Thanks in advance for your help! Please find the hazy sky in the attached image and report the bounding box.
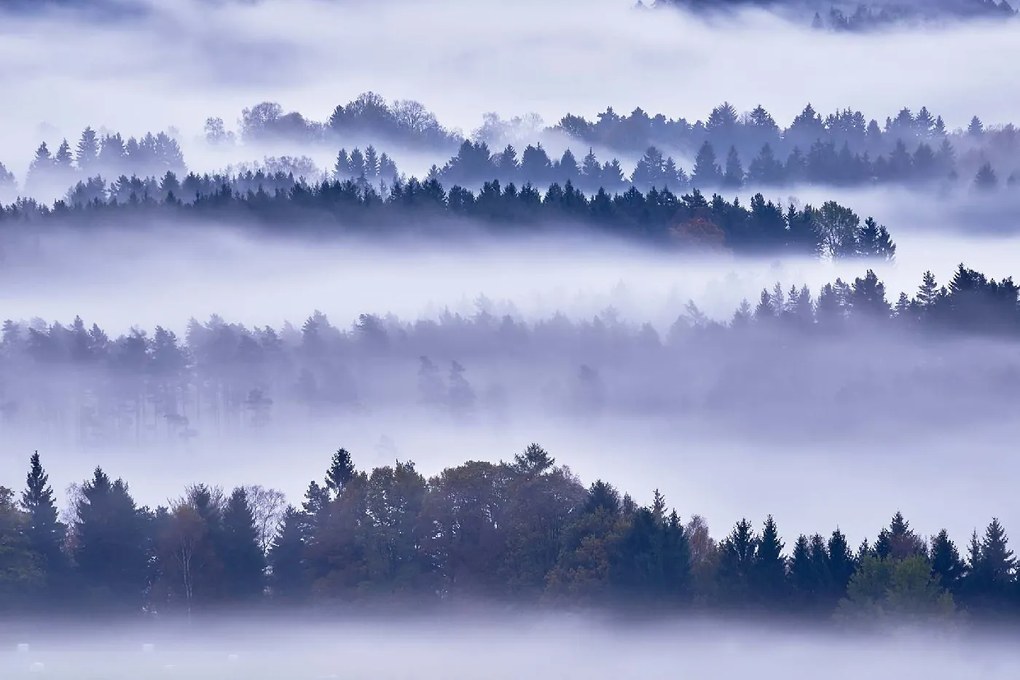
[1,0,1020,175]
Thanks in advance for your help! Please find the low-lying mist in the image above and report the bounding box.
[1,616,1018,679]
[1,208,1018,332]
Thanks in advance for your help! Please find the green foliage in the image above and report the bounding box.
[838,556,955,623]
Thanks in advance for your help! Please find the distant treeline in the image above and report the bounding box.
[3,265,1019,448]
[0,448,1016,622]
[3,95,1019,205]
[0,178,895,258]
[655,0,1017,29]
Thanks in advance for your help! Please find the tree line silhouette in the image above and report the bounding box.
[655,0,1017,29]
[0,448,1016,621]
[3,265,1018,448]
[2,172,895,257]
[3,97,1018,209]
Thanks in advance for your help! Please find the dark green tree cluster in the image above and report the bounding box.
[1,174,893,258]
[1,449,1017,622]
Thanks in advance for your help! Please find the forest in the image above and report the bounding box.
[0,447,1015,623]
[0,178,896,258]
[657,0,1017,28]
[1,96,1018,211]
[1,265,1017,448]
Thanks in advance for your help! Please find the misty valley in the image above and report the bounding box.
[3,0,1020,677]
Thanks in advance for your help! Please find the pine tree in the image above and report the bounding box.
[268,507,308,600]
[692,141,722,187]
[334,149,351,179]
[220,487,266,600]
[325,448,356,496]
[20,452,65,584]
[929,529,964,594]
[717,518,757,603]
[722,146,744,188]
[72,468,149,608]
[825,529,855,600]
[974,162,998,190]
[363,145,379,179]
[76,127,99,173]
[753,515,786,605]
[916,270,939,313]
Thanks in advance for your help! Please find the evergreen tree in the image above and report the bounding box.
[220,487,266,600]
[325,448,356,497]
[692,141,722,187]
[268,507,308,599]
[929,529,965,594]
[752,515,786,606]
[20,452,65,586]
[722,146,744,188]
[974,162,998,190]
[72,468,150,608]
[716,518,757,604]
[76,127,100,173]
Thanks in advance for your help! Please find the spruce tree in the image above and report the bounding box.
[929,529,964,594]
[268,507,308,600]
[220,487,266,600]
[20,452,65,584]
[325,448,356,497]
[752,515,786,605]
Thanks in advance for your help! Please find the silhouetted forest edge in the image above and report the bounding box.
[1,447,1017,626]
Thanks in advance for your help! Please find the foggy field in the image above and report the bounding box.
[2,616,1020,679]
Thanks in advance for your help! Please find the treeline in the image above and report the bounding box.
[0,448,1016,622]
[2,265,1017,448]
[3,98,1019,205]
[0,178,894,257]
[656,0,1017,28]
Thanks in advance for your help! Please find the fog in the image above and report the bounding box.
[2,210,1018,333]
[2,616,1019,679]
[2,0,1020,175]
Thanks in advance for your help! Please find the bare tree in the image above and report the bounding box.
[244,485,287,553]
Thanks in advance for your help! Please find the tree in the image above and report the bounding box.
[716,518,757,604]
[838,555,954,622]
[220,487,266,601]
[268,507,308,600]
[857,217,896,260]
[874,511,925,561]
[76,127,100,173]
[929,529,965,594]
[965,518,1015,610]
[974,162,998,190]
[511,443,555,478]
[848,270,891,319]
[72,468,150,609]
[326,448,356,497]
[0,487,42,607]
[20,452,65,587]
[692,141,722,187]
[813,201,860,258]
[722,146,744,188]
[752,515,786,606]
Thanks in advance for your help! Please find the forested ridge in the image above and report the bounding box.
[0,448,1016,623]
